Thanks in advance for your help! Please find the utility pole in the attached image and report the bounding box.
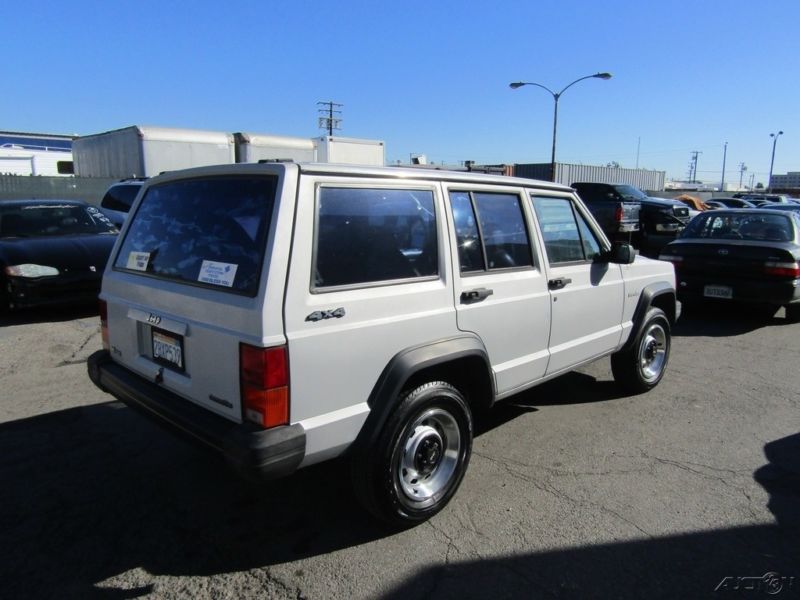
[767,131,784,192]
[720,142,728,191]
[317,101,343,136]
[738,162,747,188]
[689,151,702,183]
[635,136,641,169]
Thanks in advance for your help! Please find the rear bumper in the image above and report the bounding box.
[676,274,800,306]
[87,350,306,480]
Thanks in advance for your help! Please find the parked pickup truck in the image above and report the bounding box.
[571,182,640,241]
[88,163,678,526]
[572,182,691,255]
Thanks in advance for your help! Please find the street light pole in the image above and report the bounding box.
[768,131,783,192]
[720,141,728,192]
[510,72,612,182]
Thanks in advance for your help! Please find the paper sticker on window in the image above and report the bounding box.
[198,260,238,288]
[127,251,151,271]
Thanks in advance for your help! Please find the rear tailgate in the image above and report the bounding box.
[101,168,292,424]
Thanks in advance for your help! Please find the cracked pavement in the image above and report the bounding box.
[1,304,798,599]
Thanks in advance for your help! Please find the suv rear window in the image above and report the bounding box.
[113,176,277,296]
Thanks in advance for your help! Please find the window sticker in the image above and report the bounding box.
[127,251,151,271]
[198,260,238,288]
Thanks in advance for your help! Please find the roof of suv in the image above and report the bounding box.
[146,162,574,193]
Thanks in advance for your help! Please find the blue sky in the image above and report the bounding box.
[2,0,798,184]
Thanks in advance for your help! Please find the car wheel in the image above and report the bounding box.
[786,303,800,323]
[611,307,671,394]
[351,381,473,527]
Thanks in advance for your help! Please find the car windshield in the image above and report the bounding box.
[681,212,794,242]
[614,185,648,201]
[113,176,277,296]
[0,203,117,238]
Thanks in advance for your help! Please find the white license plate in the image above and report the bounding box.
[152,329,184,370]
[704,285,733,299]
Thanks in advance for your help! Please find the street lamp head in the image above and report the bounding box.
[594,72,613,80]
[509,82,526,89]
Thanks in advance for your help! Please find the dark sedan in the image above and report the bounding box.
[0,199,118,312]
[658,209,800,322]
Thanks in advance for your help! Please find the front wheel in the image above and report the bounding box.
[351,381,473,527]
[611,307,671,394]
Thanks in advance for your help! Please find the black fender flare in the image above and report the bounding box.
[349,334,494,454]
[622,282,676,352]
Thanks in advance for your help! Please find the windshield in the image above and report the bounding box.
[681,212,794,242]
[113,176,277,296]
[0,203,117,238]
[613,185,648,201]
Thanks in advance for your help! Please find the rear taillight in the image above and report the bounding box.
[614,205,623,223]
[240,343,289,429]
[99,299,109,350]
[764,261,800,278]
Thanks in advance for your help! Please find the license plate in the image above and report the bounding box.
[704,285,733,299]
[152,329,184,371]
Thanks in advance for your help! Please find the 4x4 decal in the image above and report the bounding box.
[305,307,346,322]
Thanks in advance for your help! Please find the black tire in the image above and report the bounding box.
[351,381,473,527]
[611,307,671,394]
[786,303,800,323]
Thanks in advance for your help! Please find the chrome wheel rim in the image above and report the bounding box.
[639,323,667,382]
[396,407,461,507]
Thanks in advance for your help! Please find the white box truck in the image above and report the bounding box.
[73,126,235,178]
[233,133,316,163]
[314,136,385,166]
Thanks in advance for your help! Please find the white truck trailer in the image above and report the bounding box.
[73,126,235,178]
[314,136,385,166]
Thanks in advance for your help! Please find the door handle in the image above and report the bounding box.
[460,288,494,304]
[548,278,572,290]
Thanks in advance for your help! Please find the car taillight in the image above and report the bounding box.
[240,343,289,429]
[764,261,800,278]
[615,205,623,223]
[99,299,109,350]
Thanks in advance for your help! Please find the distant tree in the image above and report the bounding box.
[756,182,764,189]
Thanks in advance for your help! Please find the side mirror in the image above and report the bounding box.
[602,242,635,264]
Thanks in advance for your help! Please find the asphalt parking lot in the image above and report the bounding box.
[1,305,798,599]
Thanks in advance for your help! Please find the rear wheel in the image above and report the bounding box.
[351,381,473,527]
[611,307,671,394]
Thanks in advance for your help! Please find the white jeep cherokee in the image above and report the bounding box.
[88,162,677,526]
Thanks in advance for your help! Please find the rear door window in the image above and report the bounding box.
[449,191,533,272]
[101,183,142,212]
[113,176,277,296]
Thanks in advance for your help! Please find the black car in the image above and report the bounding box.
[659,209,800,322]
[0,199,118,311]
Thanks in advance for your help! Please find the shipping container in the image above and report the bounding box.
[515,162,665,193]
[314,136,385,166]
[234,133,316,163]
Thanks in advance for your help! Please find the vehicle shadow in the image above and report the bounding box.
[0,402,389,599]
[673,302,787,337]
[382,432,800,600]
[0,304,99,327]
[0,366,635,599]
